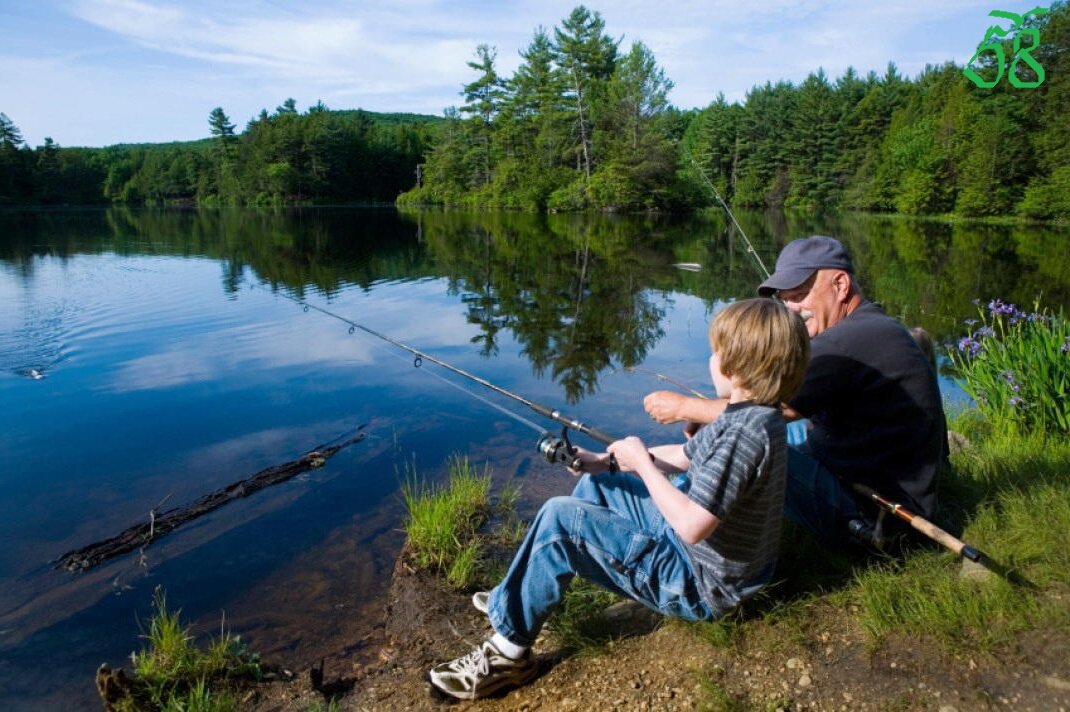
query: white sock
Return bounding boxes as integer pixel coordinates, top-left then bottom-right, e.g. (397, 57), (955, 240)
(490, 632), (528, 660)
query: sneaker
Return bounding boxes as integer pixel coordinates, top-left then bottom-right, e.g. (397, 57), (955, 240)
(472, 591), (489, 614)
(429, 639), (537, 700)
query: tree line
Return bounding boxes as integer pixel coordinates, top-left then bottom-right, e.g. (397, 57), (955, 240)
(3, 2), (1068, 218)
(401, 3), (1070, 219)
(0, 102), (438, 206)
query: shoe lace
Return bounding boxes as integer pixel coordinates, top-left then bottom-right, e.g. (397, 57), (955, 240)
(455, 644), (492, 677)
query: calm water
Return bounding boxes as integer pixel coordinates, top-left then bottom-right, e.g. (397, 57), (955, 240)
(1, 207), (1068, 709)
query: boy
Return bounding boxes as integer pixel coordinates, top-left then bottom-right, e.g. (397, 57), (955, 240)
(429, 298), (810, 700)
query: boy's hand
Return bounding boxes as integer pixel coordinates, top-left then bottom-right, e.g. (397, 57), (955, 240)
(607, 436), (652, 474)
(566, 446), (610, 476)
(644, 390), (688, 423)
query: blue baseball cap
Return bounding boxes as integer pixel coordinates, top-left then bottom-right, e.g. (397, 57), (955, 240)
(757, 236), (854, 297)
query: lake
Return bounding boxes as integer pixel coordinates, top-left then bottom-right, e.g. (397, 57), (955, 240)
(1, 206), (1068, 709)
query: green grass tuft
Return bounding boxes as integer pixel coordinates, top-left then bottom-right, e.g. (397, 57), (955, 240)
(545, 578), (621, 654)
(115, 587), (260, 712)
(402, 455), (493, 589)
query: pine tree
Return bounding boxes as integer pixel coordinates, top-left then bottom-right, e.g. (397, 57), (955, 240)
(460, 44), (506, 187)
(0, 112), (23, 146)
(553, 5), (618, 180)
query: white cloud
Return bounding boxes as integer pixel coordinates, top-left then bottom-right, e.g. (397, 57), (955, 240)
(2, 0), (994, 144)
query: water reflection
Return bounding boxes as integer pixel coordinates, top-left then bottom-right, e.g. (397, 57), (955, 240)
(3, 207), (1070, 361)
(2, 206), (1070, 709)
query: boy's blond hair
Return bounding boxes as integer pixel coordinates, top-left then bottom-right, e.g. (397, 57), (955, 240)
(709, 298), (810, 406)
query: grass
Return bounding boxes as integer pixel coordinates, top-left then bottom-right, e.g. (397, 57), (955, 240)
(681, 414), (1070, 709)
(847, 424), (1070, 651)
(402, 455), (529, 590)
(544, 578), (621, 654)
(402, 455), (492, 588)
(680, 419), (1070, 667)
(405, 412), (1068, 709)
(110, 587), (261, 712)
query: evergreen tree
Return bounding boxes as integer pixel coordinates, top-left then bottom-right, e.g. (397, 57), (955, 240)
(0, 112), (23, 146)
(788, 69), (839, 207)
(592, 41), (677, 208)
(507, 27), (566, 171)
(0, 113), (27, 202)
(553, 5), (618, 180)
(459, 44), (506, 187)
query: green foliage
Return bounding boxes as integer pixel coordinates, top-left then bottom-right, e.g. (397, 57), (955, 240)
(114, 587), (259, 712)
(949, 300), (1070, 434)
(852, 428), (1070, 650)
(408, 3), (1070, 217)
(544, 578), (620, 654)
(0, 107), (436, 206)
(402, 456), (493, 589)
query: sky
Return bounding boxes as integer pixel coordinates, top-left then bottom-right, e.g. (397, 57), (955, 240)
(0, 0), (1016, 148)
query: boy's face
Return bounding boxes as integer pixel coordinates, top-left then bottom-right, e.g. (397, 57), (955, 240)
(709, 349), (734, 399)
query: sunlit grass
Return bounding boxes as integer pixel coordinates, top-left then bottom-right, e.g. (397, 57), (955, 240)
(114, 587), (260, 712)
(401, 455), (493, 589)
(689, 424), (1070, 710)
(850, 428), (1070, 649)
(544, 578), (621, 655)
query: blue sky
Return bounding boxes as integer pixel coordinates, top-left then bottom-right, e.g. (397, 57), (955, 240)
(1, 1), (1011, 147)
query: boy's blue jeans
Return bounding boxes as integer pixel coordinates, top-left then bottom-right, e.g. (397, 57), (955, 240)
(487, 472), (714, 648)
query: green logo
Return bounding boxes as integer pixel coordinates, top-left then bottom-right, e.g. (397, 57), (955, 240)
(964, 6), (1049, 89)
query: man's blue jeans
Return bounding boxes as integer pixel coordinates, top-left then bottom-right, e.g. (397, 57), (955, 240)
(487, 473), (714, 648)
(784, 445), (862, 544)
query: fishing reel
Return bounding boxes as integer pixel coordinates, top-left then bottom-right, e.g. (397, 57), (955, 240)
(536, 427), (618, 473)
(537, 428), (584, 470)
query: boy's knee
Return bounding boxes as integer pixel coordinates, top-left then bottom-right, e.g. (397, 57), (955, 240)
(537, 496), (580, 529)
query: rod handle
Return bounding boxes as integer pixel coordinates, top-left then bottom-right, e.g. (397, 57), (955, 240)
(907, 516), (969, 557)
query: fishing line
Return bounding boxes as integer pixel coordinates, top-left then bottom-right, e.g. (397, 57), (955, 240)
(396, 354), (546, 435)
(613, 366), (708, 399)
(689, 154), (774, 278)
(265, 285), (618, 454)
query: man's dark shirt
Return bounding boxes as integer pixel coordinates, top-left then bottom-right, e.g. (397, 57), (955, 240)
(789, 301), (948, 519)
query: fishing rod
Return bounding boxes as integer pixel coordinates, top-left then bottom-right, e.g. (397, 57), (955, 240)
(687, 153), (771, 280)
(270, 287), (619, 470)
(850, 484), (982, 561)
(617, 366), (708, 399)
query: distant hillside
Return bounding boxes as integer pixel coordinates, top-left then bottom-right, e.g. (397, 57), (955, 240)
(0, 107), (440, 205)
(103, 109), (443, 152)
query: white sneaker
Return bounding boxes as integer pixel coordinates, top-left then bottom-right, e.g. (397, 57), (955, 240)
(429, 639), (537, 700)
(472, 591), (490, 614)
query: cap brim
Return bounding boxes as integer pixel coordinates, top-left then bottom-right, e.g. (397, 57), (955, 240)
(757, 267), (816, 297)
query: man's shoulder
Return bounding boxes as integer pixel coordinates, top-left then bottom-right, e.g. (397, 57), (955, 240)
(814, 302), (909, 352)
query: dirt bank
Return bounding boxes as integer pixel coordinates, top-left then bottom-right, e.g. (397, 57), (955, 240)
(241, 550), (1070, 712)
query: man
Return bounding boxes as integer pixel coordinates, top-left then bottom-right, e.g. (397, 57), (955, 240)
(645, 235), (948, 547)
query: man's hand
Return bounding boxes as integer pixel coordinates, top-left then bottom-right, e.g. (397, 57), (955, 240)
(607, 436), (652, 474)
(643, 390), (690, 423)
(566, 446), (610, 476)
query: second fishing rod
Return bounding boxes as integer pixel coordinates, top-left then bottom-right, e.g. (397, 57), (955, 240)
(272, 288), (620, 470)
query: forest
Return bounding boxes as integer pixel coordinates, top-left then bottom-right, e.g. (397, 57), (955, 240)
(400, 3), (1070, 219)
(2, 3), (1068, 218)
(0, 103), (438, 206)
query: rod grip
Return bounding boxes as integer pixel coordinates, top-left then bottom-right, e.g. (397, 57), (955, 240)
(907, 516), (967, 556)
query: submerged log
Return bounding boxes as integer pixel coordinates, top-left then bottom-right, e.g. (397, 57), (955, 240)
(56, 426), (368, 573)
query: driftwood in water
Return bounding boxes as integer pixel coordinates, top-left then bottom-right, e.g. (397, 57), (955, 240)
(56, 426), (368, 573)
